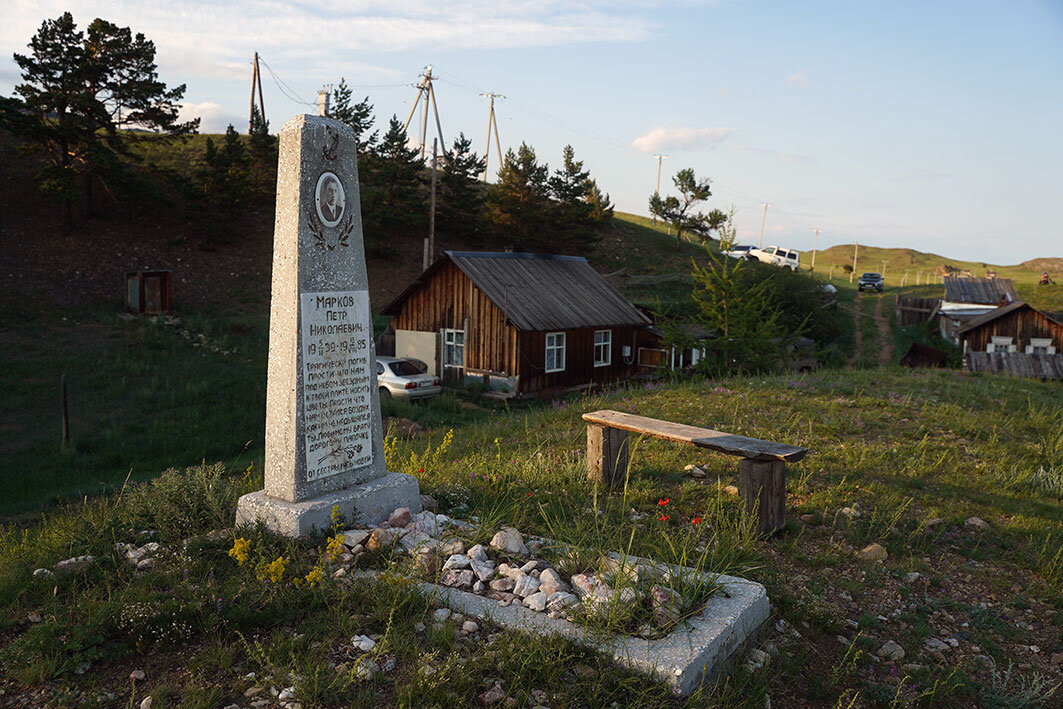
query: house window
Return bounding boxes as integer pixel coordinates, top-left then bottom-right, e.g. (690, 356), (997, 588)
(594, 330), (612, 367)
(443, 329), (464, 367)
(545, 332), (566, 373)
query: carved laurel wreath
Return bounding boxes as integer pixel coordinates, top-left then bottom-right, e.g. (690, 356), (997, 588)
(306, 205), (354, 250)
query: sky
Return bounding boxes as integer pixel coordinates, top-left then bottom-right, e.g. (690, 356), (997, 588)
(3, 0), (1061, 264)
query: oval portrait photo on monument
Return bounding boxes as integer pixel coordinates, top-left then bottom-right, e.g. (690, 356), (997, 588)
(314, 171), (345, 227)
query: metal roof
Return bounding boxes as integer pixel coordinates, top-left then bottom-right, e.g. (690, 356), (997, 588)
(943, 276), (1018, 304)
(957, 301), (1063, 335)
(384, 251), (651, 331)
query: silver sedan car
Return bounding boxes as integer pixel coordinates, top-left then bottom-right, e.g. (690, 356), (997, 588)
(376, 356), (441, 399)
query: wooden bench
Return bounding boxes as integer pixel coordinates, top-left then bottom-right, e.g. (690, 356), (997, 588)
(582, 410), (809, 534)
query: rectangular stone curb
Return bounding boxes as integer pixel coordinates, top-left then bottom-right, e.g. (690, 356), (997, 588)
(235, 471), (421, 537)
(415, 559), (768, 697)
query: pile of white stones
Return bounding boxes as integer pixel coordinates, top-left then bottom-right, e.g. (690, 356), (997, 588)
(341, 507), (686, 634)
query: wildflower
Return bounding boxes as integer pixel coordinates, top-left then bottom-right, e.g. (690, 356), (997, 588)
(330, 504), (343, 531)
(418, 467), (425, 473)
(657, 497), (670, 507)
(658, 514), (670, 522)
(691, 516), (702, 525)
(304, 565), (324, 588)
(228, 537), (250, 566)
(325, 533), (346, 561)
(527, 492), (534, 497)
(257, 556), (287, 583)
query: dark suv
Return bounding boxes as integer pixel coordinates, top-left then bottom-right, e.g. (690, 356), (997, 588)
(858, 272), (884, 291)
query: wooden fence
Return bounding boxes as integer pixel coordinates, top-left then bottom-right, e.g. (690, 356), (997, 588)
(895, 296), (940, 326)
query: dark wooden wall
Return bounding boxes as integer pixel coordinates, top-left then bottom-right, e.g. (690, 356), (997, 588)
(962, 308), (1063, 352)
(390, 262), (641, 394)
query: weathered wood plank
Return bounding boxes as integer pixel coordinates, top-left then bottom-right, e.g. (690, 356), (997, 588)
(582, 410), (807, 463)
(586, 424), (630, 486)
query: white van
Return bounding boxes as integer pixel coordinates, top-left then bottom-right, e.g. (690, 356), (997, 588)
(747, 245), (801, 271)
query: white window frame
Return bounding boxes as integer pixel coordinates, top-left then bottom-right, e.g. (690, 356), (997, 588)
(593, 329), (612, 367)
(545, 332), (566, 373)
(443, 328), (464, 368)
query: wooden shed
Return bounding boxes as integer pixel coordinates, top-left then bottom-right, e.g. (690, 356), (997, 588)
(381, 251), (652, 396)
(938, 276), (1018, 344)
(957, 301), (1063, 355)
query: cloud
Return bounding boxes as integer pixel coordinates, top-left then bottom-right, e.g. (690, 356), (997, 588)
(631, 126), (736, 153)
(178, 101), (244, 134)
(787, 69), (811, 87)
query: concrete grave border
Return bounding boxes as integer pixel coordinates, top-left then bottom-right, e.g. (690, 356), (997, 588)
(413, 555), (768, 697)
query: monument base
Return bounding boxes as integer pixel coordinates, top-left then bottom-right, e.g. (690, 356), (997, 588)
(235, 472), (421, 537)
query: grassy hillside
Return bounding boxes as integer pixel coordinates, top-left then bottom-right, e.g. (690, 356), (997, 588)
(1, 368), (1060, 707)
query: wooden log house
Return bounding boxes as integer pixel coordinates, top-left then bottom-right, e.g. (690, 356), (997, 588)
(380, 252), (652, 397)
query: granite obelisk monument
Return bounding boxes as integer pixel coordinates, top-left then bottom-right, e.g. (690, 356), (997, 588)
(236, 114), (420, 536)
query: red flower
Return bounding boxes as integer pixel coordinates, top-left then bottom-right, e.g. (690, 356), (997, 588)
(657, 497), (670, 507)
(418, 468), (425, 473)
(658, 514), (670, 522)
(691, 516), (702, 525)
(526, 492), (535, 497)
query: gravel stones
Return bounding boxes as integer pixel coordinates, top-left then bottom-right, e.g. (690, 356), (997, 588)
(388, 507), (413, 527)
(442, 554), (471, 571)
(366, 528), (398, 551)
(490, 528), (529, 555)
(441, 569), (475, 588)
(651, 584), (682, 626)
(489, 577), (515, 592)
(523, 591), (549, 612)
(351, 635), (376, 652)
(339, 529), (370, 548)
(467, 544), (489, 562)
(470, 559), (495, 582)
(858, 543), (888, 562)
(55, 555), (95, 574)
(478, 683), (506, 706)
(965, 516), (989, 530)
(433, 608), (452, 623)
(513, 574), (540, 598)
(877, 640), (905, 661)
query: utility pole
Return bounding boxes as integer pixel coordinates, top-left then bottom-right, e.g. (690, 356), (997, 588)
(480, 92), (504, 182)
(851, 243), (859, 283)
(652, 154), (668, 224)
(401, 66), (445, 160)
(426, 139), (438, 269)
(811, 228), (821, 271)
(881, 260), (888, 283)
(248, 52), (265, 134)
(758, 202), (774, 248)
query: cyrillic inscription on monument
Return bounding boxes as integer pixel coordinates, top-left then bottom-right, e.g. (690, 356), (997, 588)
(300, 290), (374, 481)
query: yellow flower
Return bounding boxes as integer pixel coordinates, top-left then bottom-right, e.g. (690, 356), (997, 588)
(257, 556), (287, 583)
(326, 533), (346, 561)
(228, 537), (251, 566)
(304, 565), (324, 588)
(330, 504), (343, 531)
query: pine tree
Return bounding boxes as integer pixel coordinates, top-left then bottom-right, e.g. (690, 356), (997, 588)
(438, 132), (486, 242)
(330, 78), (378, 153)
(648, 168), (715, 250)
(583, 179), (614, 226)
(4, 13), (197, 230)
(485, 143), (550, 244)
(248, 105), (276, 195)
(548, 145), (590, 205)
(361, 116), (425, 240)
(201, 124), (250, 211)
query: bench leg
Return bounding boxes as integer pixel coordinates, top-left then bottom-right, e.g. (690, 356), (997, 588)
(738, 459), (786, 535)
(587, 424), (629, 487)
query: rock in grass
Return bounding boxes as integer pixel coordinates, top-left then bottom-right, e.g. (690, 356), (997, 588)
(858, 543), (888, 562)
(442, 554), (471, 571)
(388, 507), (413, 528)
(723, 485), (739, 496)
(478, 683), (506, 706)
(546, 592), (578, 612)
(339, 529), (371, 549)
(467, 544), (489, 562)
(513, 574), (540, 598)
(441, 569), (474, 588)
(490, 528), (529, 556)
(462, 620), (479, 634)
(964, 516), (989, 530)
(799, 513), (821, 525)
(366, 528), (397, 551)
(1050, 652), (1063, 667)
(420, 494), (437, 511)
(684, 464), (707, 478)
(569, 574), (596, 598)
(32, 568), (54, 578)
(399, 531), (436, 554)
(470, 559), (495, 582)
(55, 555), (95, 574)
(650, 585), (682, 626)
(130, 669), (146, 681)
(523, 591), (549, 612)
(877, 640), (905, 661)
(433, 608), (452, 622)
(489, 577), (515, 592)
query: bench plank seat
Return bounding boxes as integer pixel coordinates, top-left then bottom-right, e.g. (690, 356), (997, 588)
(582, 410), (808, 463)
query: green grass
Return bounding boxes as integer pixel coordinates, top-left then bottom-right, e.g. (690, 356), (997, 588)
(3, 367), (1062, 706)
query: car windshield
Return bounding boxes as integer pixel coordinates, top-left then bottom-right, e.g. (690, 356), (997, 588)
(862, 273), (881, 279)
(731, 245), (750, 252)
(387, 360), (423, 376)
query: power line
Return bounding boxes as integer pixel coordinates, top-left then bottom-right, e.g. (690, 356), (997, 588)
(258, 58), (315, 107)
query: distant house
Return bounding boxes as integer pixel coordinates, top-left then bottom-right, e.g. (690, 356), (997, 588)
(959, 302), (1063, 380)
(938, 276), (1019, 344)
(380, 251), (651, 397)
